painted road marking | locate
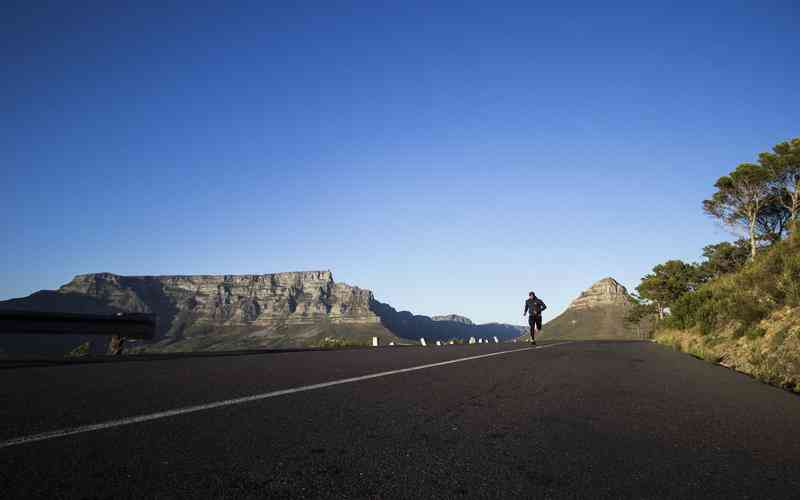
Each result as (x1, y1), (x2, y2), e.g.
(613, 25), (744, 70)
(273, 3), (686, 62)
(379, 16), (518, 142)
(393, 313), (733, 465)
(0, 342), (573, 449)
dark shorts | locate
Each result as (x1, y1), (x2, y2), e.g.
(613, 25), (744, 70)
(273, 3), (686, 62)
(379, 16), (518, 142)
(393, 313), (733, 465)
(528, 314), (542, 332)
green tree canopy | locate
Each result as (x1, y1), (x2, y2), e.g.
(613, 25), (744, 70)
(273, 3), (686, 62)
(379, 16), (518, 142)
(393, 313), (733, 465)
(703, 163), (773, 259)
(759, 137), (800, 225)
(700, 240), (750, 278)
(756, 191), (791, 244)
(636, 260), (706, 319)
(624, 295), (658, 339)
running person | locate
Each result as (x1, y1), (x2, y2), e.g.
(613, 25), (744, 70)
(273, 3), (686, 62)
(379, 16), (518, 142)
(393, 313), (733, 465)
(523, 291), (547, 345)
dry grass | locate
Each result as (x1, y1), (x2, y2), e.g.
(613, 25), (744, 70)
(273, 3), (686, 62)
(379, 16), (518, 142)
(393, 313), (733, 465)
(656, 307), (800, 392)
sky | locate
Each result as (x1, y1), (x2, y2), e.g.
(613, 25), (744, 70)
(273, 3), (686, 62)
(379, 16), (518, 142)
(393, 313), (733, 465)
(2, 1), (799, 325)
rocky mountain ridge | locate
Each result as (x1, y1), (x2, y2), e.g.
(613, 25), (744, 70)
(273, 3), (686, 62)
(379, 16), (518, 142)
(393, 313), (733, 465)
(0, 271), (524, 354)
(58, 271), (381, 331)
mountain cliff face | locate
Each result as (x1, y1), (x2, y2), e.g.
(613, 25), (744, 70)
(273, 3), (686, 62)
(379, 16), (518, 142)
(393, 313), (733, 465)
(0, 271), (396, 353)
(0, 271), (529, 354)
(538, 277), (635, 340)
(59, 271), (381, 329)
(567, 277), (631, 310)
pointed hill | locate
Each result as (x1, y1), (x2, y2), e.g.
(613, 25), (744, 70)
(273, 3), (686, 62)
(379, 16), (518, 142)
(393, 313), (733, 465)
(538, 277), (636, 340)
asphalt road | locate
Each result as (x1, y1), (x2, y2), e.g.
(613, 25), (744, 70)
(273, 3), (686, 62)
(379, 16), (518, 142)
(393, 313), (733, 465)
(1, 341), (799, 499)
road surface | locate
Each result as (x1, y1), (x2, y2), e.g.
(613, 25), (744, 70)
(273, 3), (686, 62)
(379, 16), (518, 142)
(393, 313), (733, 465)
(1, 341), (799, 498)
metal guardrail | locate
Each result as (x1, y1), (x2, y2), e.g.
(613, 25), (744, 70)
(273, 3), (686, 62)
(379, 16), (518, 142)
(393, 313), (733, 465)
(0, 311), (156, 340)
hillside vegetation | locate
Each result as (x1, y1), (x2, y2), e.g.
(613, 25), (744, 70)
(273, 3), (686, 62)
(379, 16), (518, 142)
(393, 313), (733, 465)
(628, 137), (800, 391)
(657, 232), (800, 391)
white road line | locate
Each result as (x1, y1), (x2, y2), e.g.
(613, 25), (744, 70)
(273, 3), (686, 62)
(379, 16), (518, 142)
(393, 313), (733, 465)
(0, 342), (572, 449)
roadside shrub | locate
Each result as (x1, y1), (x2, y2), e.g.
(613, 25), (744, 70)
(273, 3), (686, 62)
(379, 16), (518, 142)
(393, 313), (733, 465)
(653, 227), (800, 391)
(656, 329), (722, 363)
(67, 341), (92, 357)
(664, 243), (787, 337)
(666, 288), (716, 333)
(316, 337), (367, 349)
(772, 329), (788, 346)
(722, 289), (770, 336)
(780, 252), (800, 306)
(745, 327), (767, 340)
(654, 331), (682, 351)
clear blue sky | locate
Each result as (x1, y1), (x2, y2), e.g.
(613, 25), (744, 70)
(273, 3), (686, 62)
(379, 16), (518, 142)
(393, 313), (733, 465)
(2, 1), (798, 324)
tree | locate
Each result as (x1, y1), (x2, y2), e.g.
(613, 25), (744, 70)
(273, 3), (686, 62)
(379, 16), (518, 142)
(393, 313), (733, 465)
(759, 137), (800, 226)
(624, 295), (658, 339)
(700, 240), (750, 278)
(636, 260), (705, 320)
(756, 191), (791, 245)
(703, 163), (773, 259)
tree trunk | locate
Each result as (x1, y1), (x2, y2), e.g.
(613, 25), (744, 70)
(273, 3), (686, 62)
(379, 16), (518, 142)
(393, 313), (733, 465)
(787, 176), (800, 232)
(747, 201), (759, 259)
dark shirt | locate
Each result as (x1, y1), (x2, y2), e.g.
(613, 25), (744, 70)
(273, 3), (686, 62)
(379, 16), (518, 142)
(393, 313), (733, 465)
(524, 298), (547, 316)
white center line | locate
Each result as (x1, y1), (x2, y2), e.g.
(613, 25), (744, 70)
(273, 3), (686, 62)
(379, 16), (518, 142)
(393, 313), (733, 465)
(0, 342), (573, 449)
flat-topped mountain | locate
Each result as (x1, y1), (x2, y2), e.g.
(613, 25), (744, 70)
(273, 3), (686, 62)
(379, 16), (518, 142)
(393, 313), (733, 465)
(0, 271), (524, 354)
(538, 277), (636, 340)
(59, 271), (381, 328)
(0, 271), (397, 353)
(431, 314), (474, 325)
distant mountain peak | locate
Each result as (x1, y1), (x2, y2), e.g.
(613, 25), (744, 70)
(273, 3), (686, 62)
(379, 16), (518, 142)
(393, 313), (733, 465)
(567, 277), (630, 311)
(537, 276), (635, 341)
(430, 314), (474, 325)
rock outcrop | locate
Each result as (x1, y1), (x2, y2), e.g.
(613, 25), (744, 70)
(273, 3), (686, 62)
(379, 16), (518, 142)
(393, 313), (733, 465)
(567, 277), (631, 310)
(537, 277), (635, 340)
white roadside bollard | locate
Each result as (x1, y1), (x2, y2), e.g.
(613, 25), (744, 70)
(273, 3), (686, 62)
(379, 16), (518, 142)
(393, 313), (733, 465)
(372, 337), (379, 347)
(493, 336), (499, 343)
(436, 340), (442, 346)
(420, 338), (427, 347)
(389, 342), (395, 346)
(469, 337), (476, 344)
(449, 340), (454, 345)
